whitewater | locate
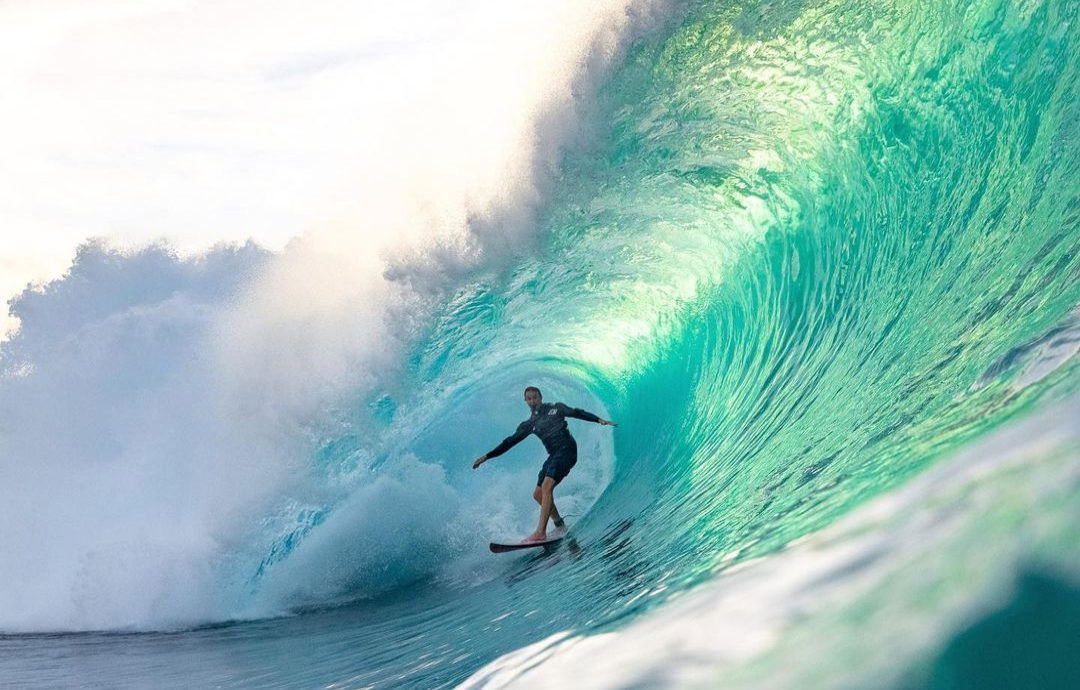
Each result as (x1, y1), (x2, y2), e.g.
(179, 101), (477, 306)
(2, 0), (1078, 688)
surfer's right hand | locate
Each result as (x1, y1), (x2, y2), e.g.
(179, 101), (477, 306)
(472, 455), (488, 469)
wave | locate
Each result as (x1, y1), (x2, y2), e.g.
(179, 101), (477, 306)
(0, 0), (673, 632)
(1, 9), (1077, 690)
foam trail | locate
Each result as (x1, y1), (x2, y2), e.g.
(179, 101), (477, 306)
(250, 456), (464, 610)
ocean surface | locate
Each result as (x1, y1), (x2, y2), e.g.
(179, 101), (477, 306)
(2, 0), (1078, 687)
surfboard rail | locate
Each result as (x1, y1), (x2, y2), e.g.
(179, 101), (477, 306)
(489, 529), (567, 553)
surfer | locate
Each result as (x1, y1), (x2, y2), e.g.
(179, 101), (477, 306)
(473, 386), (616, 543)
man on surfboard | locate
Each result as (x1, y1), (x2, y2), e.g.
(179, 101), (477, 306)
(473, 386), (616, 543)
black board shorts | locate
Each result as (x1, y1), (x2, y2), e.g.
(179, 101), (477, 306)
(537, 441), (577, 486)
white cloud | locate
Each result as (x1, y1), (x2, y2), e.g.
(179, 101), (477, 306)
(0, 0), (460, 334)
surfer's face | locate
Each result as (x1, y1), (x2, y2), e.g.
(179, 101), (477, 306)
(524, 389), (542, 410)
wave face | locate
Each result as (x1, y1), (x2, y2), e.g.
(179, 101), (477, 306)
(2, 0), (1079, 687)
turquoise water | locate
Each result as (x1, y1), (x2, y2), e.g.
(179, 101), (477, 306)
(2, 0), (1078, 686)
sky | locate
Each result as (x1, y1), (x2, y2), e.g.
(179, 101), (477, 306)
(0, 0), (466, 337)
(1, 0), (652, 341)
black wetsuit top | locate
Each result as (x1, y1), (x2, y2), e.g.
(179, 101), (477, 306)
(486, 402), (601, 460)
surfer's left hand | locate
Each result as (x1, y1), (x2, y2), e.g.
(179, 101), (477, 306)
(600, 419), (617, 427)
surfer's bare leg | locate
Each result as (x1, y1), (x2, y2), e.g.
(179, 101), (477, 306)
(526, 477), (558, 542)
(532, 485), (564, 528)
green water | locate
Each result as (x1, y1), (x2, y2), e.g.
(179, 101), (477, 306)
(412, 0), (1080, 605)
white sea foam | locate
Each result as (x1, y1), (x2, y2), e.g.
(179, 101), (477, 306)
(0, 0), (672, 632)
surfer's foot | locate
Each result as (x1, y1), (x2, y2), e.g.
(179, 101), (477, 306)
(523, 530), (547, 543)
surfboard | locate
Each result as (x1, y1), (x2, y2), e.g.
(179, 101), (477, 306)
(489, 528), (567, 553)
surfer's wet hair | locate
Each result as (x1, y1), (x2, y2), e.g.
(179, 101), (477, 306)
(524, 386), (542, 398)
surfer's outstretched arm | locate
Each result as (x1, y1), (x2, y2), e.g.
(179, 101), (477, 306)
(473, 420), (531, 469)
(557, 402), (617, 426)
